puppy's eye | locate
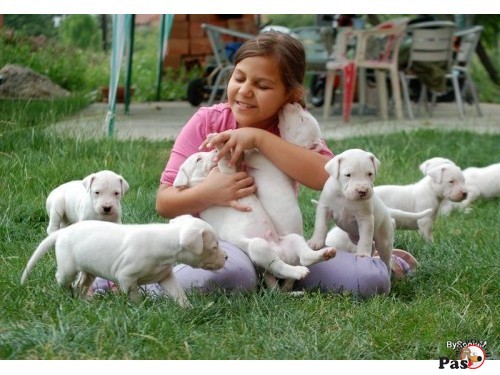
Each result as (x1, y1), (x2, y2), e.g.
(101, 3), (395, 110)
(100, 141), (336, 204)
(195, 157), (202, 163)
(94, 191), (100, 195)
(368, 172), (373, 177)
(114, 191), (120, 196)
(345, 173), (351, 178)
(449, 179), (455, 184)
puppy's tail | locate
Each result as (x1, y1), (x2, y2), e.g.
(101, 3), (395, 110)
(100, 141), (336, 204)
(20, 231), (60, 285)
(389, 208), (433, 221)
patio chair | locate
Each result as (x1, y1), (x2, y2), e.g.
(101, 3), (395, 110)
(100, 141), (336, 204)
(398, 21), (457, 119)
(443, 25), (484, 117)
(201, 23), (255, 105)
(323, 18), (409, 122)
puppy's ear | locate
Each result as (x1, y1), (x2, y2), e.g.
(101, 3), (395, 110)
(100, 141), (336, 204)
(173, 170), (189, 189)
(82, 174), (95, 192)
(179, 226), (204, 255)
(368, 153), (381, 176)
(119, 176), (130, 195)
(427, 166), (445, 183)
(325, 155), (341, 179)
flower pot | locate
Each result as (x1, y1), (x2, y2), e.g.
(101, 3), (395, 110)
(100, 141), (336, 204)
(101, 86), (135, 103)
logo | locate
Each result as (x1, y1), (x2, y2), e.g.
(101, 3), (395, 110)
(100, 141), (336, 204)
(439, 339), (490, 370)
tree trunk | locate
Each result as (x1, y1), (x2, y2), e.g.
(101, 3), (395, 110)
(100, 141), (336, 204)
(476, 41), (499, 85)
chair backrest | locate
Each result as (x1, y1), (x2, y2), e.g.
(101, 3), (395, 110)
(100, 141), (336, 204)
(355, 20), (409, 68)
(405, 21), (456, 69)
(201, 23), (254, 68)
(453, 25), (483, 69)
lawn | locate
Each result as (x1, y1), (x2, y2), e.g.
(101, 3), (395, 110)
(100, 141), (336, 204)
(0, 99), (498, 360)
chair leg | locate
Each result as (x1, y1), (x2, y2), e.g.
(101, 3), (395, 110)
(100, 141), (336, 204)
(465, 73), (483, 117)
(399, 72), (413, 120)
(323, 70), (336, 119)
(358, 68), (366, 116)
(390, 68), (403, 120)
(375, 70), (388, 121)
(451, 73), (465, 119)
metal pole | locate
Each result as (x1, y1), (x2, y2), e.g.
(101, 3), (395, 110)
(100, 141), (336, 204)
(156, 15), (167, 101)
(124, 14), (135, 115)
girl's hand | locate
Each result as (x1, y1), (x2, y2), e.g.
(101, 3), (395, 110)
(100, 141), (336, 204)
(200, 128), (263, 166)
(204, 166), (256, 211)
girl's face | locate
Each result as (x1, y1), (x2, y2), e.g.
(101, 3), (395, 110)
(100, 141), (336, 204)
(227, 56), (293, 129)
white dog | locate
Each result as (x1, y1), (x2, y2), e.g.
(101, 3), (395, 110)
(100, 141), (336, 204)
(375, 163), (468, 241)
(245, 103), (324, 236)
(308, 149), (432, 271)
(21, 215), (226, 307)
(420, 158), (500, 215)
(173, 149), (336, 290)
(45, 170), (129, 234)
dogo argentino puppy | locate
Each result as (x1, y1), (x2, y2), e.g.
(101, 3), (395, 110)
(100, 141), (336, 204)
(173, 149), (336, 290)
(21, 215), (226, 307)
(308, 149), (432, 272)
(245, 103), (324, 236)
(375, 162), (468, 241)
(420, 158), (500, 215)
(45, 170), (129, 234)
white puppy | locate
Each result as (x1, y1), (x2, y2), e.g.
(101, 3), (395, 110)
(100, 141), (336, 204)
(21, 215), (226, 307)
(419, 157), (455, 175)
(375, 163), (468, 241)
(173, 150), (336, 290)
(46, 170), (129, 234)
(245, 103), (324, 236)
(309, 149), (432, 271)
(420, 158), (500, 215)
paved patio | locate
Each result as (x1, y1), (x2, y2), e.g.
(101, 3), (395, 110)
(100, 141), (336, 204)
(50, 100), (500, 141)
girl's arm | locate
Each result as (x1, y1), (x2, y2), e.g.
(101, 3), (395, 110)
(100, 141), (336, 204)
(156, 167), (256, 218)
(203, 127), (331, 190)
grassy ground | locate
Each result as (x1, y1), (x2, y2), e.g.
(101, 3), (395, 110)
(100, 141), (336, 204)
(0, 99), (498, 360)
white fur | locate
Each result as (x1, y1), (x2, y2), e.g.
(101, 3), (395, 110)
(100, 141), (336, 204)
(245, 103), (324, 236)
(45, 170), (129, 234)
(375, 163), (468, 240)
(309, 149), (432, 271)
(173, 150), (335, 290)
(21, 215), (226, 307)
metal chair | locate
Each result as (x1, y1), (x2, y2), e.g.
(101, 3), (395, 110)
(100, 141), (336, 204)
(201, 23), (254, 105)
(445, 25), (484, 117)
(399, 21), (457, 119)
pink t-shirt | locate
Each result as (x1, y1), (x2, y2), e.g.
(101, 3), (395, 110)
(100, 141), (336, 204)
(160, 103), (334, 185)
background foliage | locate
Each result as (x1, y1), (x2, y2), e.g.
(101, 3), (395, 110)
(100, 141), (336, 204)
(1, 14), (498, 103)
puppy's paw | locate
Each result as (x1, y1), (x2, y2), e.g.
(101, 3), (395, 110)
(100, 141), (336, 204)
(294, 266), (310, 280)
(321, 246), (337, 261)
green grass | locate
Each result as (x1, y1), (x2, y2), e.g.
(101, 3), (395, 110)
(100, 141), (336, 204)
(0, 100), (498, 359)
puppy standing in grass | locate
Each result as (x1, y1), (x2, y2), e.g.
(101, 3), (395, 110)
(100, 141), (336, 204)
(45, 170), (129, 234)
(21, 215), (226, 307)
(308, 148), (431, 272)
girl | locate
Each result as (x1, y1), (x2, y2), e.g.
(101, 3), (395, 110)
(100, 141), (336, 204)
(155, 32), (415, 297)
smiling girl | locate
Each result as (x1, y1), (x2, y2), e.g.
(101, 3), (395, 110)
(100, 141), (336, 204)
(152, 32), (415, 297)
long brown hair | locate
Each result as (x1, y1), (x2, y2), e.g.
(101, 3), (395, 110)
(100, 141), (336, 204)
(233, 32), (306, 107)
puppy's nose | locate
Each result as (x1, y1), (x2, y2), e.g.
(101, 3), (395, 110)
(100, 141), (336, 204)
(358, 190), (367, 198)
(103, 206), (112, 213)
(462, 192), (467, 199)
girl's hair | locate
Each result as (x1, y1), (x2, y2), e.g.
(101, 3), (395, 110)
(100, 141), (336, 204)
(233, 32), (306, 106)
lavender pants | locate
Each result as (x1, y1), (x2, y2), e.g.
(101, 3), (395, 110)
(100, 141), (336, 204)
(173, 240), (391, 297)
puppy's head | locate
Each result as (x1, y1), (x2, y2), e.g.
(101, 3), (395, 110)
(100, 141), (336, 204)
(427, 164), (468, 202)
(82, 170), (128, 220)
(325, 149), (379, 201)
(176, 218), (227, 270)
(278, 103), (323, 151)
(419, 157), (455, 175)
(173, 151), (217, 188)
